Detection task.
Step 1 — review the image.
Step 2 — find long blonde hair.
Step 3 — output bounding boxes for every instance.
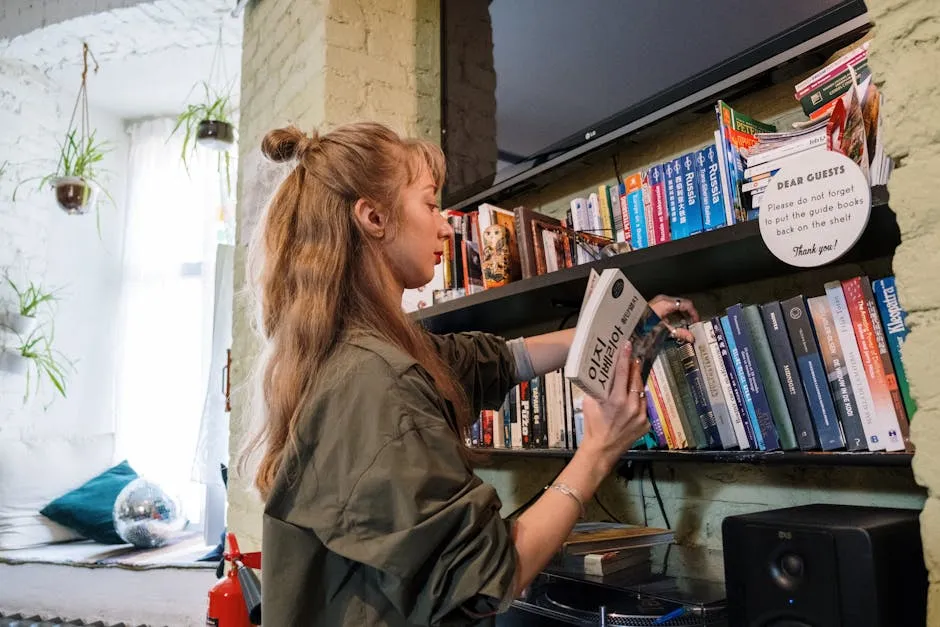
[242,122,473,500]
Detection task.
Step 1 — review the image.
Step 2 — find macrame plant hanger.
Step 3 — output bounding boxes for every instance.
[54,42,100,216]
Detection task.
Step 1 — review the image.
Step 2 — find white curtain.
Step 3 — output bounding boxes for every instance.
[115,117,235,525]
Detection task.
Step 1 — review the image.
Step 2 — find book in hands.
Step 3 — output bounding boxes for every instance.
[564,268,692,400]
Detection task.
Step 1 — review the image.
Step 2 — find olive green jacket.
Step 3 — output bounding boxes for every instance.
[261,331,520,626]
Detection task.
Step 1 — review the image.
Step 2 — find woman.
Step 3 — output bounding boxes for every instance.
[244,121,698,626]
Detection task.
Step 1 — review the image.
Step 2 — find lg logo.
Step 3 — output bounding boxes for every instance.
[584,129,597,140]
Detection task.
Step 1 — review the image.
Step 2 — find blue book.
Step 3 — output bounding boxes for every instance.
[711,317,757,449]
[626,175,648,249]
[681,152,704,236]
[503,390,513,449]
[672,157,690,239]
[720,315,766,450]
[664,159,682,240]
[703,143,728,230]
[471,417,481,446]
[726,304,781,451]
[872,277,916,420]
[780,295,846,450]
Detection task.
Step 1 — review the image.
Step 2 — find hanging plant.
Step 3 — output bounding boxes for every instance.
[0,276,58,336]
[9,326,74,402]
[13,43,113,226]
[170,24,237,195]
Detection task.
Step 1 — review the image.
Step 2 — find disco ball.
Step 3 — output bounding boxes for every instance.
[112,478,186,548]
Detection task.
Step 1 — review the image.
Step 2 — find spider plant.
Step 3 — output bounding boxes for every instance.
[171,80,236,194]
[1,276,58,336]
[19,325,74,402]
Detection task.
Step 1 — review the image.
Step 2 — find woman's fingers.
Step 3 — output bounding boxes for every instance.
[606,343,633,409]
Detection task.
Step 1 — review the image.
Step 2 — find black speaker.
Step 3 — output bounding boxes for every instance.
[722,504,926,627]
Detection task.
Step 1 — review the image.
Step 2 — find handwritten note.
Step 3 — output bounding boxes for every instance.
[758,150,871,268]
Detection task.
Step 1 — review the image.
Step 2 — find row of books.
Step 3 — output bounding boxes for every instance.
[469,274,914,453]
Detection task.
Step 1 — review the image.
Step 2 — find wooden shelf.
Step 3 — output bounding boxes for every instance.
[413,193,898,335]
[481,447,913,468]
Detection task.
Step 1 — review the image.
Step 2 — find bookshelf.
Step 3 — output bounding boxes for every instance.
[413,189,896,336]
[411,186,912,468]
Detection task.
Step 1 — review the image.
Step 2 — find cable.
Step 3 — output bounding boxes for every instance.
[612,154,624,186]
[593,493,623,524]
[638,464,649,527]
[505,463,565,520]
[647,463,671,530]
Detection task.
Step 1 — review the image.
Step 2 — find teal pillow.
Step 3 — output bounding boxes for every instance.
[40,460,138,544]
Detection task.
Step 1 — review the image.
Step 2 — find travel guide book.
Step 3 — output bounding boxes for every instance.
[564,268,692,400]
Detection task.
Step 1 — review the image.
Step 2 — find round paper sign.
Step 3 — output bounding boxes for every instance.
[758,150,871,268]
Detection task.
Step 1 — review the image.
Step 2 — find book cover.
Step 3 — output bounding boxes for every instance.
[689,322,738,449]
[720,315,765,450]
[710,318,753,449]
[760,301,819,451]
[825,281,902,451]
[625,173,648,249]
[648,164,670,244]
[701,143,727,231]
[742,305,798,450]
[561,522,674,557]
[703,318,750,449]
[681,152,704,236]
[843,277,908,450]
[780,295,846,451]
[664,159,682,240]
[726,305,781,451]
[564,268,691,400]
[872,277,916,419]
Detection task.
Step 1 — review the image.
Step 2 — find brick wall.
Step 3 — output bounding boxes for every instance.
[867,0,940,621]
[228,0,441,552]
[0,0,152,40]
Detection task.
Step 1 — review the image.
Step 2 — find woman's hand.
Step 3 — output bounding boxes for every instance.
[578,343,649,473]
[648,294,700,344]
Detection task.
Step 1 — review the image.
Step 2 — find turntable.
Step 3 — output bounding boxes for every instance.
[497,546,728,626]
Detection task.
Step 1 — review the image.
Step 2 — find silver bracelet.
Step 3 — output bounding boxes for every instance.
[548,482,586,518]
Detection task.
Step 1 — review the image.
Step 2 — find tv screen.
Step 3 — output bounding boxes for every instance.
[441,0,868,207]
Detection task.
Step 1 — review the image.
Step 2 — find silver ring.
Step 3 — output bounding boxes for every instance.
[675,298,681,312]
[629,389,646,398]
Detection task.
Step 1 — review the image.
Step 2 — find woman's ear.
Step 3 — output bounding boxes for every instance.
[354,198,388,239]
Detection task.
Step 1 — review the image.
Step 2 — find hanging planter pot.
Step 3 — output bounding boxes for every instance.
[0,348,27,376]
[0,310,38,336]
[52,176,99,215]
[196,119,235,151]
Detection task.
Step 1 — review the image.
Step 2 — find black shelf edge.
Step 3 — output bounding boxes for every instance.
[412,195,897,335]
[480,448,913,468]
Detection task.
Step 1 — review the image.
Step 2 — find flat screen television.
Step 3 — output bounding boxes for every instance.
[441,0,870,209]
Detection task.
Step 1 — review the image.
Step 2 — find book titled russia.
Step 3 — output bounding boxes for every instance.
[564,268,690,399]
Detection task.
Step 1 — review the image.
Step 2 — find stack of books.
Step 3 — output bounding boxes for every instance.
[547,522,674,578]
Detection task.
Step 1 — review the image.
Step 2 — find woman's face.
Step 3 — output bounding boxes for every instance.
[384,169,453,291]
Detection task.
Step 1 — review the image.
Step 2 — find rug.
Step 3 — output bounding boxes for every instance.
[0,531,215,570]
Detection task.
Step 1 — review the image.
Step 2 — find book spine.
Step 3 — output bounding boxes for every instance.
[689,322,738,449]
[713,131,736,226]
[677,341,721,448]
[649,164,670,244]
[649,370,680,448]
[860,276,910,432]
[587,192,604,242]
[742,305,798,450]
[618,183,632,246]
[806,296,867,451]
[665,344,705,449]
[607,184,625,243]
[702,143,727,231]
[471,415,481,447]
[825,281,898,451]
[595,187,613,242]
[727,305,781,451]
[641,171,655,246]
[760,301,819,451]
[664,159,681,241]
[711,318,754,449]
[625,174,647,249]
[704,319,749,448]
[843,277,908,451]
[682,152,704,236]
[652,354,687,449]
[482,410,494,447]
[872,277,916,419]
[502,391,512,448]
[720,315,765,449]
[780,295,846,451]
[672,157,690,239]
[645,385,669,449]
[519,380,531,448]
[532,376,547,448]
[744,133,827,168]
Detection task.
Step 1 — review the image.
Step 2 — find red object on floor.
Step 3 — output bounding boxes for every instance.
[206,533,262,627]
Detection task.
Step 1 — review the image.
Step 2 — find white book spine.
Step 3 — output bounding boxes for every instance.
[825,283,897,451]
[745,134,827,168]
[705,321,750,449]
[510,389,523,449]
[690,322,737,449]
[651,355,686,449]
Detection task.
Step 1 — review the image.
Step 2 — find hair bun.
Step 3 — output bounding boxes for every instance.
[261,125,320,163]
